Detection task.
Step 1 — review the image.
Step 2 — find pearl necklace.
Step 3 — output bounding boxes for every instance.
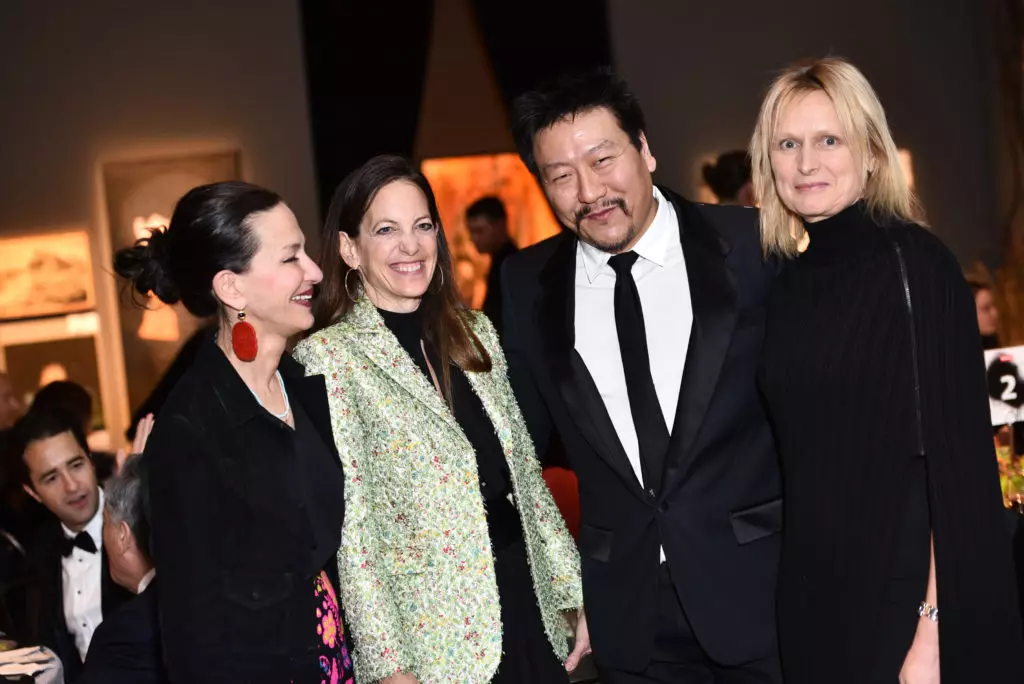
[248,370,291,420]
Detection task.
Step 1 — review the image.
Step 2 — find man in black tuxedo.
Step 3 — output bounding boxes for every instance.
[503,69,783,682]
[11,408,131,681]
[80,452,165,683]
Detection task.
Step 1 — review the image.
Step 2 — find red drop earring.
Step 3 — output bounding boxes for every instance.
[231,310,258,362]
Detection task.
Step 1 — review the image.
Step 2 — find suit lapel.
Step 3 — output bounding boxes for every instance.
[661,190,738,489]
[281,363,343,470]
[343,296,465,437]
[536,234,645,499]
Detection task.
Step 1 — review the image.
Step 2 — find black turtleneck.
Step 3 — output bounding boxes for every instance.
[377,307,523,550]
[758,202,1024,682]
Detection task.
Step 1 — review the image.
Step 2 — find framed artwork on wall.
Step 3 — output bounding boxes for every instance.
[102,150,240,417]
[0,230,95,321]
[0,312,112,450]
[421,153,560,308]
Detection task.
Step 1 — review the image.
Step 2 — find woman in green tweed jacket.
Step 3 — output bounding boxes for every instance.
[293,155,587,684]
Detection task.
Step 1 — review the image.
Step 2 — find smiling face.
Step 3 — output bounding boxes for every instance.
[769,90,866,223]
[532,107,657,254]
[220,203,323,340]
[23,430,98,532]
[340,180,439,313]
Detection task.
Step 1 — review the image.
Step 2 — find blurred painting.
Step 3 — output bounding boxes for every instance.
[0,231,95,320]
[103,150,239,415]
[421,153,561,308]
[3,336,104,430]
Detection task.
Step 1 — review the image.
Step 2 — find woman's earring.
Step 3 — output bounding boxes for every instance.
[231,310,258,362]
[344,268,361,302]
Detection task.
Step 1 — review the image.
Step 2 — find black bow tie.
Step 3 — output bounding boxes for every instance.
[61,531,96,558]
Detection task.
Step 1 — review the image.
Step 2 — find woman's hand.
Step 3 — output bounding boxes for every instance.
[114,413,155,474]
[899,619,940,684]
[564,607,592,672]
[382,673,419,684]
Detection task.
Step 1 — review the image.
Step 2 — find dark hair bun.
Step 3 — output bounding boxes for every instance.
[113,228,181,305]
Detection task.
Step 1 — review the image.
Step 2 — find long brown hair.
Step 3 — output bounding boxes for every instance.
[312,155,491,405]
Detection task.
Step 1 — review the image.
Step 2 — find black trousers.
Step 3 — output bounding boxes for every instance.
[600,564,782,684]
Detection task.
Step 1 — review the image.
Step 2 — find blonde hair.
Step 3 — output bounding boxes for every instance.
[749,57,925,257]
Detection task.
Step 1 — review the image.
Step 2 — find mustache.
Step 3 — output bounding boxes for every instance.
[574,198,627,228]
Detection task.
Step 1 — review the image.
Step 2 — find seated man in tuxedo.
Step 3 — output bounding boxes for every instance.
[80,452,165,683]
[11,407,131,681]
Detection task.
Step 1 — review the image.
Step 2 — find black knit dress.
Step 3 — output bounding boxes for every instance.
[759,202,1023,683]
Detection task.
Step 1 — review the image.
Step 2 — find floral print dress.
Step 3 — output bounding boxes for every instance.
[314,564,354,683]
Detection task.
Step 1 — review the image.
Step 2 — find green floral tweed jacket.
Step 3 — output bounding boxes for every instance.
[293,296,583,683]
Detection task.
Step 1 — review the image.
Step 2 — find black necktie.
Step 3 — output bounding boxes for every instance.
[608,251,670,497]
[61,531,96,558]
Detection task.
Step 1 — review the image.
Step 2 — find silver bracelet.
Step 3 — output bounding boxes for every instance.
[918,601,939,622]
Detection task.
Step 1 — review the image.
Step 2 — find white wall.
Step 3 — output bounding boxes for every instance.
[0,0,319,441]
[608,0,1000,266]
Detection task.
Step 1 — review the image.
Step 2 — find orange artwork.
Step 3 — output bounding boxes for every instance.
[0,230,96,321]
[421,154,561,308]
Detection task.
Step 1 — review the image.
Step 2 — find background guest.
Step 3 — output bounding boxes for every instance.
[465,195,518,335]
[0,373,24,434]
[12,407,131,681]
[30,382,114,482]
[969,280,1001,349]
[79,451,166,684]
[702,150,755,205]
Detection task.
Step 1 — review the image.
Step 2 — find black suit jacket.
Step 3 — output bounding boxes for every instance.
[26,519,132,682]
[144,334,345,683]
[79,579,167,684]
[501,186,782,671]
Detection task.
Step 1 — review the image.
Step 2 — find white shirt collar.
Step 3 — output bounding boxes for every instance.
[137,568,157,595]
[579,186,677,283]
[61,488,104,551]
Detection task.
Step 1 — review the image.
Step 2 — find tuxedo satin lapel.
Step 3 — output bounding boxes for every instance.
[343,296,464,437]
[537,235,644,498]
[663,193,738,489]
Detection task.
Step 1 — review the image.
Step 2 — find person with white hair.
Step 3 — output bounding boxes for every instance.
[79,452,166,683]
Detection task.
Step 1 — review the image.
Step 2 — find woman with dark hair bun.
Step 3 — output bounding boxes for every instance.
[114,181,354,683]
[702,150,754,205]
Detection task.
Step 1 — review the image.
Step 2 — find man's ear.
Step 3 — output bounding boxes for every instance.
[22,483,40,504]
[640,131,657,174]
[116,520,134,556]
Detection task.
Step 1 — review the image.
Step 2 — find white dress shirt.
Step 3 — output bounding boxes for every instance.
[574,187,693,560]
[61,489,105,662]
[137,567,157,595]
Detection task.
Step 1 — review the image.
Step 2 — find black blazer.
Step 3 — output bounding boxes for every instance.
[26,519,132,682]
[143,336,345,683]
[501,187,782,671]
[79,579,167,684]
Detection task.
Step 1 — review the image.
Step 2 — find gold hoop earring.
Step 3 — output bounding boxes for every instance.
[344,268,361,302]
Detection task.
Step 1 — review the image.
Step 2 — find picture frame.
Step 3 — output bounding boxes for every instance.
[102,150,240,416]
[0,230,96,321]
